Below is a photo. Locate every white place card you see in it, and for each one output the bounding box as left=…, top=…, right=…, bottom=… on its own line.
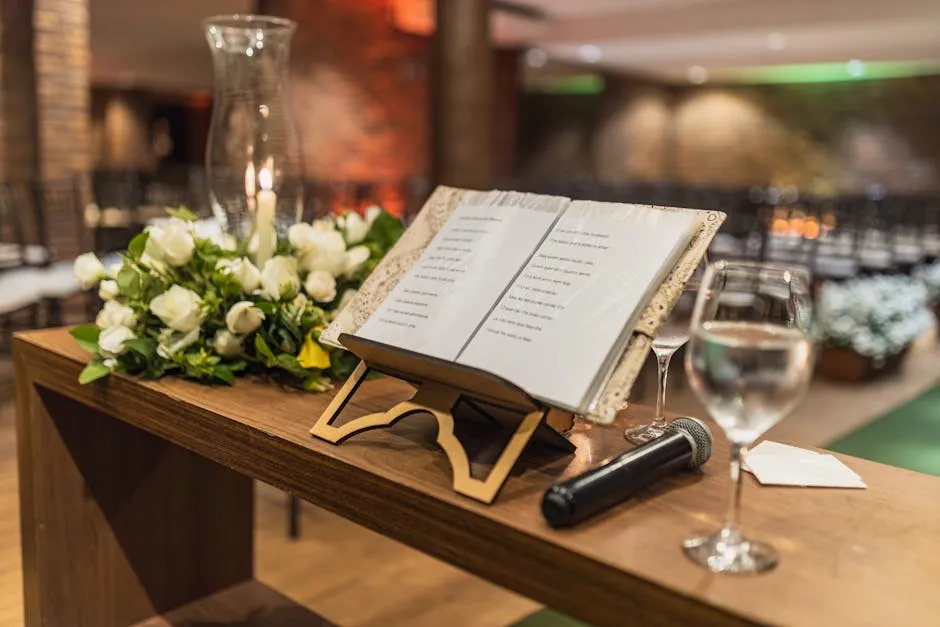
left=745, top=441, right=867, bottom=489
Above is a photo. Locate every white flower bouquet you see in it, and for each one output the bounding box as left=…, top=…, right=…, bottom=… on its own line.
left=70, top=206, right=403, bottom=390
left=914, top=261, right=940, bottom=303
left=817, top=274, right=934, bottom=359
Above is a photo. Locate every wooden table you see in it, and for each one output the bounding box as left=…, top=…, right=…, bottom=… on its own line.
left=14, top=328, right=940, bottom=626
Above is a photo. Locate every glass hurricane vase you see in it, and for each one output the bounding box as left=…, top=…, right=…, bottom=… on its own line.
left=204, top=14, right=304, bottom=241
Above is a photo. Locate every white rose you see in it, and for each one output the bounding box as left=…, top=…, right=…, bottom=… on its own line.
left=288, top=222, right=316, bottom=251
left=157, top=327, right=200, bottom=359
left=98, top=279, right=120, bottom=301
left=98, top=325, right=136, bottom=358
left=301, top=230, right=348, bottom=276
left=217, top=257, right=262, bottom=293
left=364, top=205, right=383, bottom=226
left=106, top=262, right=122, bottom=279
left=260, top=256, right=300, bottom=300
left=304, top=270, right=337, bottom=303
left=149, top=285, right=203, bottom=332
left=212, top=329, right=243, bottom=357
left=145, top=219, right=195, bottom=267
left=210, top=232, right=237, bottom=251
left=73, top=252, right=105, bottom=289
left=338, top=288, right=358, bottom=310
left=96, top=300, right=137, bottom=329
left=343, top=212, right=370, bottom=244
left=343, top=245, right=371, bottom=277
left=313, top=217, right=336, bottom=231
left=225, top=301, right=266, bottom=334
left=140, top=252, right=168, bottom=274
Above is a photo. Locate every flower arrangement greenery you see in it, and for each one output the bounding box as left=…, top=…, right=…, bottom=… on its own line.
left=70, top=206, right=403, bottom=391
left=817, top=274, right=933, bottom=360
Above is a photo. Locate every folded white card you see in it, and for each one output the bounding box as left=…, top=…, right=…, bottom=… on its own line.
left=745, top=441, right=867, bottom=489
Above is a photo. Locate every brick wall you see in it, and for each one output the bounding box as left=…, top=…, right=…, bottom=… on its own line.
left=520, top=74, right=940, bottom=194
left=34, top=0, right=91, bottom=181
left=0, top=0, right=40, bottom=180
left=261, top=0, right=518, bottom=185
left=671, top=78, right=940, bottom=193
left=593, top=78, right=673, bottom=183
left=261, top=0, right=430, bottom=182
left=0, top=0, right=90, bottom=259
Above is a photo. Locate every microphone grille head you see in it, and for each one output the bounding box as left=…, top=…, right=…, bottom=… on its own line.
left=667, top=417, right=713, bottom=469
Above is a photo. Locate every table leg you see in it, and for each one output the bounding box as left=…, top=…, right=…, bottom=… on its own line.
left=16, top=383, right=254, bottom=627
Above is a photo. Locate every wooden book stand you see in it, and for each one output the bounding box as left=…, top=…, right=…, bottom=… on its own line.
left=309, top=334, right=576, bottom=503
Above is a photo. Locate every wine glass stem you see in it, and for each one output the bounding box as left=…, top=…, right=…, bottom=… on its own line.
left=722, top=442, right=745, bottom=542
left=652, top=351, right=673, bottom=427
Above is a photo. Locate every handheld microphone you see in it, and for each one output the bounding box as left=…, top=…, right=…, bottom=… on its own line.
left=541, top=417, right=713, bottom=528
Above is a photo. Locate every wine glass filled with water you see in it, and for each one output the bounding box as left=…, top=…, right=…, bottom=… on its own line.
left=682, top=261, right=814, bottom=574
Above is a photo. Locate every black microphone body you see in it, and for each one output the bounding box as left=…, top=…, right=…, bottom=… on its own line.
left=542, top=418, right=711, bottom=528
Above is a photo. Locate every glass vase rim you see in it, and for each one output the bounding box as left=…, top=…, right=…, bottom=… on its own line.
left=708, top=259, right=811, bottom=280
left=203, top=14, right=297, bottom=34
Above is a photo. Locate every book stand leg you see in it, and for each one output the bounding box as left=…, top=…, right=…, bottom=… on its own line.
left=310, top=360, right=572, bottom=504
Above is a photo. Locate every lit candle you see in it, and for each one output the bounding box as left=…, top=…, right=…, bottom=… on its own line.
left=255, top=165, right=276, bottom=267
left=244, top=162, right=256, bottom=201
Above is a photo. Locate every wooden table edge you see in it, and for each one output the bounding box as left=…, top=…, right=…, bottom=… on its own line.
left=15, top=329, right=772, bottom=626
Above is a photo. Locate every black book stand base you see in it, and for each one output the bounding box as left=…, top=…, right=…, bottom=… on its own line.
left=309, top=334, right=577, bottom=504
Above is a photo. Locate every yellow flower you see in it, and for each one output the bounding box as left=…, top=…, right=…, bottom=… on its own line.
left=297, top=329, right=330, bottom=369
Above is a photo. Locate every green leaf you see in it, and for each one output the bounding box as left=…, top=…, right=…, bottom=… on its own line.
left=276, top=353, right=310, bottom=379
left=78, top=361, right=111, bottom=385
left=213, top=364, right=235, bottom=385
left=221, top=277, right=242, bottom=298
left=303, top=375, right=330, bottom=392
left=228, top=359, right=248, bottom=372
left=143, top=361, right=167, bottom=379
left=127, top=232, right=149, bottom=259
left=166, top=206, right=199, bottom=222
left=254, top=334, right=276, bottom=361
left=276, top=328, right=297, bottom=355
left=116, top=266, right=141, bottom=298
left=69, top=324, right=100, bottom=354
left=123, top=337, right=156, bottom=359
left=255, top=302, right=277, bottom=315
left=365, top=211, right=404, bottom=251
left=278, top=312, right=303, bottom=345
left=329, top=349, right=361, bottom=381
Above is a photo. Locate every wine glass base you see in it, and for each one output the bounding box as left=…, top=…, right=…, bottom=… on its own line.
left=624, top=423, right=667, bottom=445
left=682, top=532, right=778, bottom=574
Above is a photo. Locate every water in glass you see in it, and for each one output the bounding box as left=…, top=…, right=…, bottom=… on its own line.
left=688, top=321, right=813, bottom=444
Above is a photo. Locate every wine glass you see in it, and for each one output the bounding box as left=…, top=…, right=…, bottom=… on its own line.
left=682, top=261, right=814, bottom=574
left=625, top=262, right=705, bottom=444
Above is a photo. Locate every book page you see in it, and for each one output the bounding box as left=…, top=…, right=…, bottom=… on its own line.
left=355, top=198, right=565, bottom=360
left=457, top=202, right=700, bottom=411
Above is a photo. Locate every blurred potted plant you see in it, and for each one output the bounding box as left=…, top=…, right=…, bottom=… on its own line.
left=914, top=261, right=940, bottom=320
left=816, top=275, right=933, bottom=381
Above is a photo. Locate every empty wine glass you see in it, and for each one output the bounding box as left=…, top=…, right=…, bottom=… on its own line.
left=625, top=263, right=705, bottom=444
left=682, top=261, right=814, bottom=574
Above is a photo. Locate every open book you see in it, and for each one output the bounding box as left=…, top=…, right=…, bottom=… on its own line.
left=323, top=189, right=720, bottom=417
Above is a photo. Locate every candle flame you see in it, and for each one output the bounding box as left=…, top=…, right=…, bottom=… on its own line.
left=259, top=166, right=273, bottom=191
